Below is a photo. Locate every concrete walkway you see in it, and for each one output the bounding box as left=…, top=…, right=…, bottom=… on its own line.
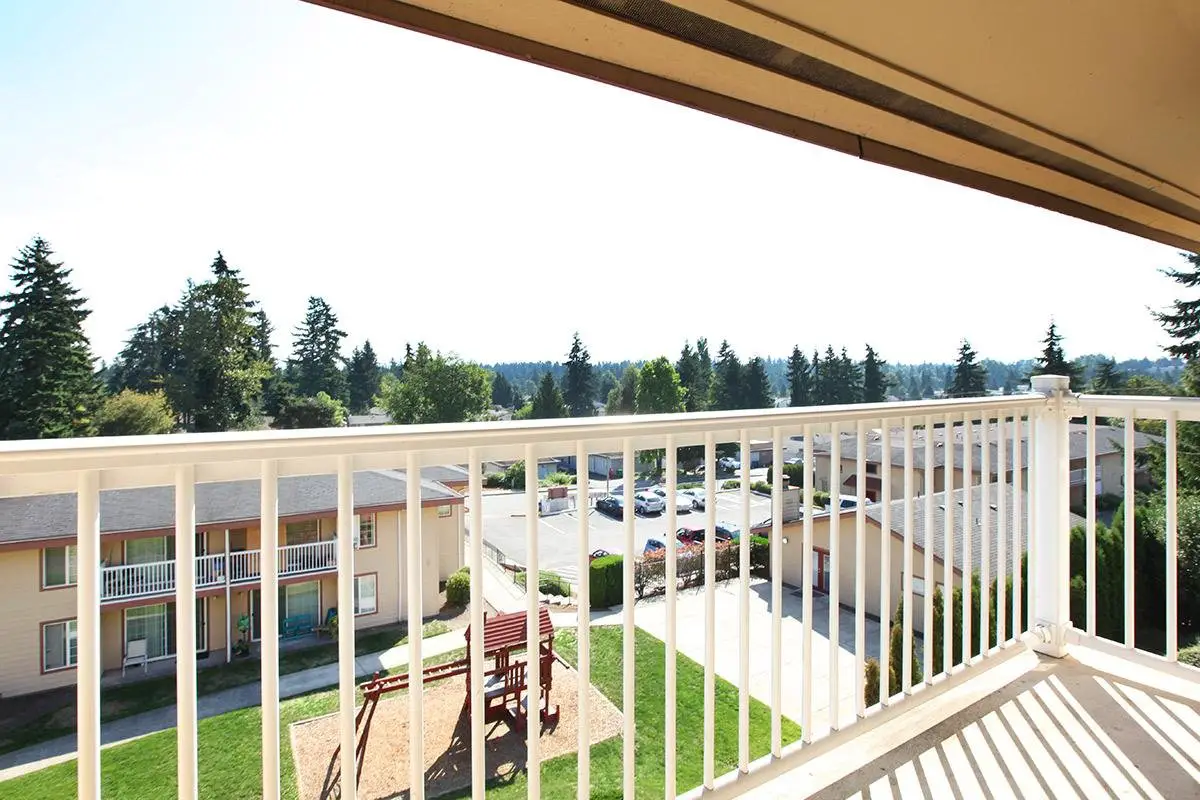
left=0, top=628, right=469, bottom=782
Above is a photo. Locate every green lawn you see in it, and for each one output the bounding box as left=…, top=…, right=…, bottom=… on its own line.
left=0, top=627, right=800, bottom=799
left=0, top=619, right=451, bottom=757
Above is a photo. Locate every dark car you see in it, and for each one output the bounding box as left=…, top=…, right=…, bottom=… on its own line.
left=644, top=539, right=666, bottom=555
left=715, top=523, right=741, bottom=541
left=596, top=494, right=625, bottom=518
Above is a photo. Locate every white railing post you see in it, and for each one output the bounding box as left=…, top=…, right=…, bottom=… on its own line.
left=1030, top=375, right=1072, bottom=657
left=76, top=470, right=101, bottom=800
left=175, top=465, right=198, bottom=800
left=261, top=460, right=281, bottom=800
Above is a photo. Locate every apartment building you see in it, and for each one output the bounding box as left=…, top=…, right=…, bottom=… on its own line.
left=0, top=469, right=464, bottom=699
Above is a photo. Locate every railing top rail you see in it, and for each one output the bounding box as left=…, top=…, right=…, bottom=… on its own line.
left=1077, top=392, right=1200, bottom=421
left=0, top=394, right=1046, bottom=481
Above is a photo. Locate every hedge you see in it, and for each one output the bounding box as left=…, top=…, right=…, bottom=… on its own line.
left=722, top=480, right=740, bottom=490
left=589, top=555, right=625, bottom=607
left=766, top=462, right=807, bottom=488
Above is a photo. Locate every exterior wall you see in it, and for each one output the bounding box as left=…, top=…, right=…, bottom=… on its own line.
left=208, top=593, right=229, bottom=659
left=0, top=549, right=78, bottom=697
left=775, top=512, right=956, bottom=635
left=1096, top=452, right=1124, bottom=496
left=101, top=610, right=124, bottom=671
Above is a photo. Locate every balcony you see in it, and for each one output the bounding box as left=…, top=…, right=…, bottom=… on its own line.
left=99, top=540, right=338, bottom=602
left=1, top=377, right=1197, bottom=800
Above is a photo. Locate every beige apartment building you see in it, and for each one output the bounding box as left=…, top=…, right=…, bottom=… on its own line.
left=0, top=469, right=464, bottom=699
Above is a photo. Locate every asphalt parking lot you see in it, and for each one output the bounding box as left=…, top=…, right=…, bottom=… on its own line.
left=474, top=484, right=774, bottom=582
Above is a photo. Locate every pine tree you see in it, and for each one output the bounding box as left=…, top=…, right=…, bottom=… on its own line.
left=562, top=333, right=595, bottom=417
left=711, top=341, right=743, bottom=410
left=595, top=370, right=618, bottom=406
left=289, top=297, right=347, bottom=402
left=787, top=346, right=812, bottom=407
left=346, top=340, right=381, bottom=413
left=0, top=238, right=102, bottom=438
left=677, top=342, right=700, bottom=412
left=108, top=305, right=183, bottom=396
left=813, top=346, right=840, bottom=405
left=743, top=357, right=774, bottom=408
left=949, top=340, right=988, bottom=398
left=1089, top=357, right=1125, bottom=394
left=530, top=371, right=568, bottom=419
left=862, top=345, right=888, bottom=403
left=1031, top=321, right=1082, bottom=389
left=694, top=338, right=713, bottom=411
left=838, top=347, right=863, bottom=404
left=1152, top=252, right=1200, bottom=360
left=491, top=373, right=517, bottom=408
left=606, top=366, right=639, bottom=415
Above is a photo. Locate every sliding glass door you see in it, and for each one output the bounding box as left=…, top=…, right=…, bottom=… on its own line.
left=124, top=599, right=208, bottom=660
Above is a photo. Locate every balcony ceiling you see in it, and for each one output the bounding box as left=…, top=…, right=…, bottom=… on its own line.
left=306, top=0, right=1200, bottom=251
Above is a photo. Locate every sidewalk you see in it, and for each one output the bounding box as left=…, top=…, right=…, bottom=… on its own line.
left=0, top=628, right=468, bottom=782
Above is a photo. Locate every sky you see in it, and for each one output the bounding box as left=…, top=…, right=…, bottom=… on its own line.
left=0, top=0, right=1188, bottom=368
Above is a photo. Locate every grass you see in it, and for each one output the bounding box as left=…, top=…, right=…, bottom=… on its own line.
left=0, top=627, right=800, bottom=799
left=0, top=620, right=451, bottom=757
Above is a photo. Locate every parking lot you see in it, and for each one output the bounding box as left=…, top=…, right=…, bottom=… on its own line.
left=474, top=485, right=774, bottom=582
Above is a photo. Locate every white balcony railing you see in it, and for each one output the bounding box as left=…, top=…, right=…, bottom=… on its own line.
left=3, top=380, right=1196, bottom=800
left=98, top=540, right=337, bottom=602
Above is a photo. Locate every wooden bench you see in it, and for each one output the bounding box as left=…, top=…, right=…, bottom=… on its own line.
left=282, top=614, right=314, bottom=639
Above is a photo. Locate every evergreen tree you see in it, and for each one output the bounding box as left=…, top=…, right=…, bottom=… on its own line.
left=596, top=370, right=619, bottom=406
left=837, top=347, right=864, bottom=404
left=0, top=238, right=102, bottom=438
left=289, top=297, right=347, bottom=401
left=562, top=333, right=595, bottom=417
left=530, top=371, right=568, bottom=419
left=742, top=357, right=774, bottom=408
left=711, top=340, right=743, bottom=410
left=1089, top=357, right=1126, bottom=394
left=919, top=367, right=934, bottom=399
left=251, top=309, right=274, bottom=363
left=693, top=338, right=713, bottom=411
left=636, top=357, right=686, bottom=413
left=491, top=373, right=518, bottom=408
left=787, top=346, right=812, bottom=407
left=345, top=340, right=381, bottom=413
left=813, top=346, right=840, bottom=405
left=862, top=345, right=888, bottom=403
left=1152, top=252, right=1200, bottom=360
left=606, top=366, right=639, bottom=415
left=949, top=340, right=988, bottom=398
left=108, top=305, right=183, bottom=396
left=1031, top=321, right=1082, bottom=389
left=676, top=342, right=700, bottom=412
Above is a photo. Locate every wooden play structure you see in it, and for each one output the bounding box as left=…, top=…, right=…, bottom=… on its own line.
left=337, top=606, right=560, bottom=785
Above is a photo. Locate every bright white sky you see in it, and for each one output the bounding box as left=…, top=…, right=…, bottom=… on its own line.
left=0, top=0, right=1186, bottom=367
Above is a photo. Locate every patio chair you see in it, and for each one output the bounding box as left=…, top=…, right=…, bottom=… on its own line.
left=315, top=607, right=337, bottom=638
left=123, top=638, right=148, bottom=676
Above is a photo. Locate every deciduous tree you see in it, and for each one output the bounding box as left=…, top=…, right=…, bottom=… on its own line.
left=376, top=343, right=491, bottom=424
left=272, top=391, right=347, bottom=429
left=96, top=390, right=175, bottom=436
left=636, top=357, right=686, bottom=413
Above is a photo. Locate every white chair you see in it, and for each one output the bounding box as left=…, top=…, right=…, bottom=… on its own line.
left=123, top=639, right=148, bottom=676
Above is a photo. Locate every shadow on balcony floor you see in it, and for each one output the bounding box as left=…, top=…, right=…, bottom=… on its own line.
left=811, top=655, right=1200, bottom=800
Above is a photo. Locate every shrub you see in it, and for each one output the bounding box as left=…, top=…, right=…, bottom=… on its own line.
left=1180, top=643, right=1200, bottom=668
left=813, top=490, right=831, bottom=508
left=749, top=535, right=770, bottom=575
left=751, top=480, right=772, bottom=494
left=541, top=471, right=573, bottom=486
left=483, top=472, right=506, bottom=489
left=864, top=657, right=881, bottom=706
left=589, top=555, right=624, bottom=607
left=516, top=569, right=571, bottom=597
left=445, top=568, right=471, bottom=606
left=722, top=479, right=740, bottom=490
left=678, top=482, right=703, bottom=490
left=503, top=460, right=526, bottom=490
left=766, top=462, right=808, bottom=488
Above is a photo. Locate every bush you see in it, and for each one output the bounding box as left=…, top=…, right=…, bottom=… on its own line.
left=445, top=568, right=471, bottom=606
left=678, top=482, right=702, bottom=490
left=751, top=480, right=772, bottom=494
left=1180, top=643, right=1200, bottom=668
left=503, top=460, right=526, bottom=490
left=516, top=569, right=571, bottom=597
left=766, top=462, right=807, bottom=488
left=483, top=472, right=506, bottom=489
left=813, top=490, right=831, bottom=508
left=864, top=657, right=881, bottom=706
left=722, top=479, right=740, bottom=490
left=1096, top=493, right=1123, bottom=512
left=749, top=535, right=770, bottom=575
left=589, top=555, right=625, bottom=607
left=541, top=471, right=573, bottom=486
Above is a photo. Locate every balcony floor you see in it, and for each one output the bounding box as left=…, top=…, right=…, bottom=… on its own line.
left=740, top=644, right=1200, bottom=799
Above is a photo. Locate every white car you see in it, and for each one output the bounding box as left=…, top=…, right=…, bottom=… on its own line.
left=651, top=487, right=693, bottom=514
left=718, top=456, right=741, bottom=472
left=679, top=488, right=706, bottom=510
left=634, top=490, right=666, bottom=515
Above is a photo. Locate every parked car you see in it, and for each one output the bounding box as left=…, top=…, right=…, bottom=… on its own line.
left=643, top=539, right=666, bottom=555
left=718, top=456, right=739, bottom=472
left=651, top=487, right=693, bottom=513
left=596, top=494, right=625, bottom=518
left=634, top=490, right=666, bottom=515
left=589, top=549, right=611, bottom=561
left=715, top=522, right=741, bottom=541
left=676, top=526, right=704, bottom=545
left=679, top=487, right=706, bottom=510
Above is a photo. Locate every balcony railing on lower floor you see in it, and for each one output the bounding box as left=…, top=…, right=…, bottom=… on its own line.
left=2, top=377, right=1197, bottom=800
left=99, top=539, right=338, bottom=602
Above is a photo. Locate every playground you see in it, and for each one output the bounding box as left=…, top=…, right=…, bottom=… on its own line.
left=289, top=609, right=622, bottom=799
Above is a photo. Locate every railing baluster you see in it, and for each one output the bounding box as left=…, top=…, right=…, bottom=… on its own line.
left=997, top=412, right=1007, bottom=646
left=703, top=433, right=717, bottom=779
left=576, top=441, right=592, bottom=800
left=261, top=460, right=281, bottom=800
left=1027, top=410, right=1037, bottom=631
left=801, top=425, right=814, bottom=739
left=902, top=418, right=914, bottom=694
left=738, top=429, right=751, bottom=766
left=77, top=470, right=101, bottom=800
left=854, top=420, right=867, bottom=717
left=770, top=427, right=784, bottom=750
left=338, top=456, right=357, bottom=800
left=981, top=414, right=992, bottom=655
left=942, top=415, right=954, bottom=673
left=469, top=449, right=486, bottom=800
left=1167, top=412, right=1178, bottom=661
left=622, top=440, right=636, bottom=797
left=1013, top=412, right=1023, bottom=638
left=1086, top=412, right=1097, bottom=637
left=664, top=437, right=677, bottom=797
left=175, top=465, right=198, bottom=800
left=1124, top=414, right=1135, bottom=648
left=962, top=412, right=973, bottom=662
left=829, top=422, right=841, bottom=729
left=879, top=419, right=892, bottom=706
left=922, top=414, right=934, bottom=683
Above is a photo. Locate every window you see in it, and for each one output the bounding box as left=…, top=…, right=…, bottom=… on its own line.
left=42, top=546, right=78, bottom=588
left=354, top=575, right=377, bottom=615
left=43, top=620, right=77, bottom=671
left=286, top=520, right=319, bottom=545
left=438, top=504, right=452, bottom=518
left=866, top=462, right=879, bottom=475
left=356, top=514, right=376, bottom=548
